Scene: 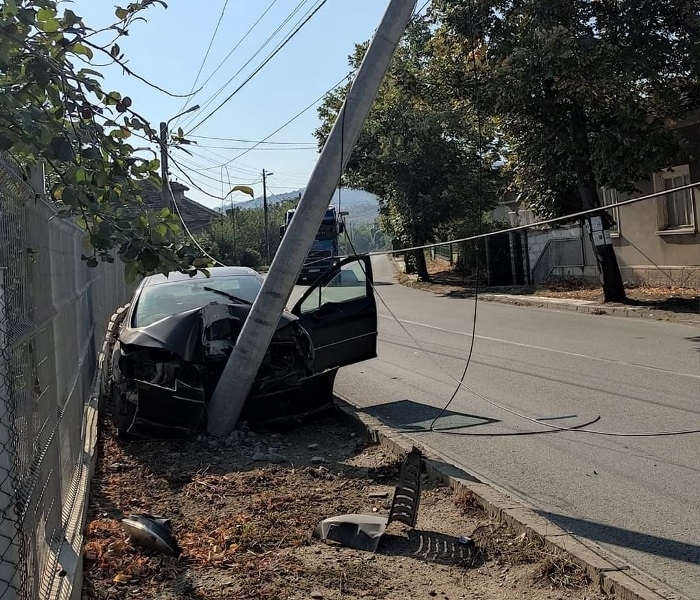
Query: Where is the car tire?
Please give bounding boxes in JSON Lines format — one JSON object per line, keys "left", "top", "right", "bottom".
{"left": 111, "top": 384, "right": 136, "bottom": 441}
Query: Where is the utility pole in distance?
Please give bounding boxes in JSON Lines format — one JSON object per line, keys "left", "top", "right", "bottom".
{"left": 262, "top": 169, "right": 273, "bottom": 265}
{"left": 207, "top": 0, "right": 417, "bottom": 437}
{"left": 159, "top": 105, "right": 199, "bottom": 212}
{"left": 159, "top": 121, "right": 170, "bottom": 211}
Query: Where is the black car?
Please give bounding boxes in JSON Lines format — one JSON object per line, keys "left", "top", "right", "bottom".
{"left": 110, "top": 256, "right": 377, "bottom": 438}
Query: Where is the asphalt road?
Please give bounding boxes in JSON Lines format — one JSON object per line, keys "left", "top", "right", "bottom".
{"left": 328, "top": 256, "right": 700, "bottom": 598}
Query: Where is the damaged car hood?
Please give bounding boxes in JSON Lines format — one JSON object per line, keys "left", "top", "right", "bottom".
{"left": 120, "top": 303, "right": 298, "bottom": 361}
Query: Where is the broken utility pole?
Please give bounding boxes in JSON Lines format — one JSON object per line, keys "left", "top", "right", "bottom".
{"left": 207, "top": 0, "right": 418, "bottom": 437}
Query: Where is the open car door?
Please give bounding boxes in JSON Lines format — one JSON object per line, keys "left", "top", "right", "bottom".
{"left": 291, "top": 256, "right": 377, "bottom": 372}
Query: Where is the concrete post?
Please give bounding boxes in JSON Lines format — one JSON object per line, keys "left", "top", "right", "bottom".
{"left": 207, "top": 0, "right": 417, "bottom": 436}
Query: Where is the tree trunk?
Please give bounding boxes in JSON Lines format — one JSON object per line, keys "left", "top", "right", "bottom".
{"left": 571, "top": 109, "right": 626, "bottom": 303}
{"left": 414, "top": 248, "right": 430, "bottom": 281}
{"left": 578, "top": 180, "right": 626, "bottom": 302}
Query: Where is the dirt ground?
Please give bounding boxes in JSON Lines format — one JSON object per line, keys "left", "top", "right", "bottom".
{"left": 397, "top": 258, "right": 699, "bottom": 319}
{"left": 83, "top": 413, "right": 606, "bottom": 600}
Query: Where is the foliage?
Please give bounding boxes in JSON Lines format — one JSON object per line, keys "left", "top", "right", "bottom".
{"left": 431, "top": 0, "right": 700, "bottom": 217}
{"left": 315, "top": 21, "right": 502, "bottom": 281}
{"left": 338, "top": 220, "right": 390, "bottom": 255}
{"left": 197, "top": 200, "right": 298, "bottom": 267}
{"left": 0, "top": 0, "right": 205, "bottom": 281}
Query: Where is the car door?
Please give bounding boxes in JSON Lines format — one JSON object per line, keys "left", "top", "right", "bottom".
{"left": 291, "top": 256, "right": 377, "bottom": 372}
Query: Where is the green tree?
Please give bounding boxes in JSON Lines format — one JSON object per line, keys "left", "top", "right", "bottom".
{"left": 432, "top": 0, "right": 700, "bottom": 301}
{"left": 338, "top": 219, "right": 390, "bottom": 255}
{"left": 0, "top": 0, "right": 205, "bottom": 280}
{"left": 316, "top": 21, "right": 499, "bottom": 281}
{"left": 197, "top": 200, "right": 298, "bottom": 267}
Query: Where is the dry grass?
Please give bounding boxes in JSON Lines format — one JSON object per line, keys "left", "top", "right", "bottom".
{"left": 82, "top": 414, "right": 604, "bottom": 600}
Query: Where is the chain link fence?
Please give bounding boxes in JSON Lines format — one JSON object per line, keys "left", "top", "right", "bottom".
{"left": 0, "top": 154, "right": 132, "bottom": 600}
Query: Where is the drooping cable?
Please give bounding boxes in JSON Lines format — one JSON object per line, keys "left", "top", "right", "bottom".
{"left": 165, "top": 177, "right": 227, "bottom": 267}
{"left": 173, "top": 0, "right": 231, "bottom": 127}
{"left": 178, "top": 0, "right": 285, "bottom": 130}
{"left": 186, "top": 0, "right": 332, "bottom": 134}
{"left": 429, "top": 0, "right": 481, "bottom": 431}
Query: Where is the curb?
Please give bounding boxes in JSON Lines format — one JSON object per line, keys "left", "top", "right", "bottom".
{"left": 478, "top": 294, "right": 699, "bottom": 325}
{"left": 334, "top": 395, "right": 689, "bottom": 600}
{"left": 67, "top": 305, "right": 129, "bottom": 600}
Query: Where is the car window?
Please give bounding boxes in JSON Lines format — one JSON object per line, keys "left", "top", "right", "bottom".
{"left": 133, "top": 275, "right": 261, "bottom": 327}
{"left": 299, "top": 260, "right": 368, "bottom": 314}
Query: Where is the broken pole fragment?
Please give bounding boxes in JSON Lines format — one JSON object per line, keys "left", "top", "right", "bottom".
{"left": 206, "top": 0, "right": 418, "bottom": 437}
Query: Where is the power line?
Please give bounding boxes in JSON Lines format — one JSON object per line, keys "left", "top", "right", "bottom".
{"left": 429, "top": 0, "right": 481, "bottom": 432}
{"left": 194, "top": 144, "right": 317, "bottom": 151}
{"left": 174, "top": 0, "right": 231, "bottom": 127}
{"left": 166, "top": 176, "right": 227, "bottom": 267}
{"left": 182, "top": 0, "right": 315, "bottom": 131}
{"left": 185, "top": 147, "right": 261, "bottom": 176}
{"left": 217, "top": 74, "right": 351, "bottom": 167}
{"left": 187, "top": 0, "right": 332, "bottom": 133}
{"left": 188, "top": 135, "right": 318, "bottom": 145}
{"left": 363, "top": 181, "right": 700, "bottom": 258}
{"left": 178, "top": 0, "right": 286, "bottom": 129}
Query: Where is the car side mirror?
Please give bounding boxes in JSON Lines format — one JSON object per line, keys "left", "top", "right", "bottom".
{"left": 338, "top": 222, "right": 345, "bottom": 234}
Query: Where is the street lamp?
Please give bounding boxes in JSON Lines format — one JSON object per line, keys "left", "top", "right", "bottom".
{"left": 160, "top": 105, "right": 199, "bottom": 210}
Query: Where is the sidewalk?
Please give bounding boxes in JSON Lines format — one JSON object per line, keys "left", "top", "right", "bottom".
{"left": 394, "top": 259, "right": 699, "bottom": 325}
{"left": 479, "top": 292, "right": 700, "bottom": 325}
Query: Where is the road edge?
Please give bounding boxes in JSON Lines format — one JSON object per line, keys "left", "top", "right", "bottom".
{"left": 478, "top": 294, "right": 700, "bottom": 325}
{"left": 66, "top": 305, "right": 128, "bottom": 600}
{"left": 334, "top": 395, "right": 689, "bottom": 600}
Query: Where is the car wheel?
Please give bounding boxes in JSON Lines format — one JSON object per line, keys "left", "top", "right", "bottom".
{"left": 111, "top": 384, "right": 136, "bottom": 441}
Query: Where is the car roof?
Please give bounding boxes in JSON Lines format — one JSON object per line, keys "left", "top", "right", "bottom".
{"left": 142, "top": 266, "right": 260, "bottom": 287}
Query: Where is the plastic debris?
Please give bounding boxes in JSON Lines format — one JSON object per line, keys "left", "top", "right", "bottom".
{"left": 121, "top": 514, "right": 181, "bottom": 556}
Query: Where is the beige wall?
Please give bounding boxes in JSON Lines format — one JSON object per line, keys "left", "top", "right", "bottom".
{"left": 610, "top": 123, "right": 700, "bottom": 287}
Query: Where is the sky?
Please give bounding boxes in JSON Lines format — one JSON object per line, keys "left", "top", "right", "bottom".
{"left": 70, "top": 0, "right": 403, "bottom": 209}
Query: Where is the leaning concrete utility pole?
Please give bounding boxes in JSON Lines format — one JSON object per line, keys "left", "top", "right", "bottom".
{"left": 207, "top": 0, "right": 417, "bottom": 436}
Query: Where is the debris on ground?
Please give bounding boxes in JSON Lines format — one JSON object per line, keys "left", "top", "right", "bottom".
{"left": 83, "top": 413, "right": 606, "bottom": 600}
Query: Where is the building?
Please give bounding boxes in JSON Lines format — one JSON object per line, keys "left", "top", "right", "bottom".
{"left": 601, "top": 110, "right": 700, "bottom": 287}
{"left": 141, "top": 181, "right": 220, "bottom": 234}
{"left": 489, "top": 112, "right": 700, "bottom": 287}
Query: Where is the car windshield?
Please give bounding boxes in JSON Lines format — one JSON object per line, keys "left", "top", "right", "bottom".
{"left": 133, "top": 275, "right": 262, "bottom": 327}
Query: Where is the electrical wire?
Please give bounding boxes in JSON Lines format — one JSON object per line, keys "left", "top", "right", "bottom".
{"left": 359, "top": 180, "right": 700, "bottom": 259}
{"left": 322, "top": 0, "right": 698, "bottom": 438}
{"left": 428, "top": 0, "right": 481, "bottom": 431}
{"left": 218, "top": 74, "right": 351, "bottom": 167}
{"left": 165, "top": 177, "right": 228, "bottom": 267}
{"left": 193, "top": 144, "right": 317, "bottom": 151}
{"left": 178, "top": 0, "right": 285, "bottom": 130}
{"left": 174, "top": 0, "right": 231, "bottom": 126}
{"left": 186, "top": 0, "right": 332, "bottom": 133}
{"left": 366, "top": 265, "right": 700, "bottom": 437}
{"left": 188, "top": 135, "right": 317, "bottom": 145}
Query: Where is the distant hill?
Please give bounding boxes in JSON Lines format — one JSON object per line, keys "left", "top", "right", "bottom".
{"left": 221, "top": 187, "right": 380, "bottom": 225}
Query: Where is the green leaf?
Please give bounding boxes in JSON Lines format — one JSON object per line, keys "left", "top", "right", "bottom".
{"left": 36, "top": 8, "right": 57, "bottom": 22}
{"left": 72, "top": 43, "right": 93, "bottom": 60}
{"left": 94, "top": 171, "right": 108, "bottom": 187}
{"left": 3, "top": 0, "right": 18, "bottom": 17}
{"left": 115, "top": 7, "right": 128, "bottom": 20}
{"left": 49, "top": 136, "right": 73, "bottom": 161}
{"left": 124, "top": 260, "right": 141, "bottom": 283}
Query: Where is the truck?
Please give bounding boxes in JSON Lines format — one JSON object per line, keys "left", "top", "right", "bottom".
{"left": 280, "top": 205, "right": 346, "bottom": 283}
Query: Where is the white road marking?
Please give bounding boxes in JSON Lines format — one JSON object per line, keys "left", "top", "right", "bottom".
{"left": 378, "top": 314, "right": 700, "bottom": 379}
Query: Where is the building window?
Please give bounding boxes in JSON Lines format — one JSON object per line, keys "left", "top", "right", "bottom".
{"left": 655, "top": 165, "right": 695, "bottom": 231}
{"left": 600, "top": 187, "right": 620, "bottom": 235}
